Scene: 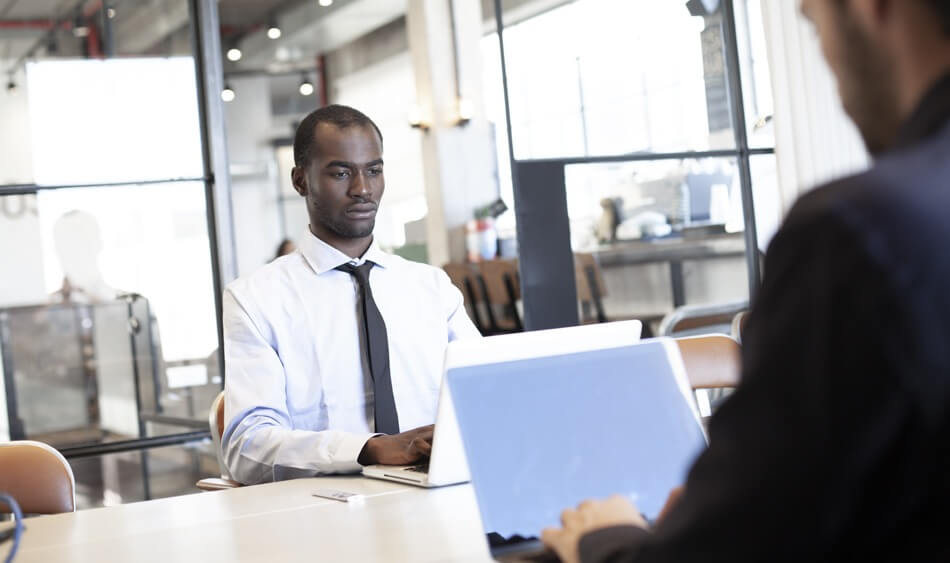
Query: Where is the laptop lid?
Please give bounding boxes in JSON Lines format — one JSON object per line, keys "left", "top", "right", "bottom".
{"left": 423, "top": 377, "right": 470, "bottom": 486}
{"left": 429, "top": 321, "right": 643, "bottom": 488}
{"left": 446, "top": 336, "right": 705, "bottom": 548}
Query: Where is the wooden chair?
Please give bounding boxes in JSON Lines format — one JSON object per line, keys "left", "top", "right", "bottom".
{"left": 476, "top": 259, "right": 523, "bottom": 333}
{"left": 574, "top": 253, "right": 609, "bottom": 324}
{"left": 442, "top": 262, "right": 488, "bottom": 334}
{"left": 731, "top": 311, "right": 748, "bottom": 344}
{"left": 0, "top": 440, "right": 76, "bottom": 515}
{"left": 574, "top": 253, "right": 660, "bottom": 336}
{"left": 675, "top": 334, "right": 742, "bottom": 419}
{"left": 675, "top": 334, "right": 742, "bottom": 390}
{"left": 195, "top": 391, "right": 242, "bottom": 491}
{"left": 658, "top": 301, "right": 749, "bottom": 336}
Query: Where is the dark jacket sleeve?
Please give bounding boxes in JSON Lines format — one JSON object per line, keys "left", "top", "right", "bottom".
{"left": 578, "top": 195, "right": 912, "bottom": 563}
{"left": 579, "top": 526, "right": 651, "bottom": 563}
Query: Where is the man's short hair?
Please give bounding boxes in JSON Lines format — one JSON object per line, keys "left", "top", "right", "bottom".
{"left": 293, "top": 104, "right": 384, "bottom": 168}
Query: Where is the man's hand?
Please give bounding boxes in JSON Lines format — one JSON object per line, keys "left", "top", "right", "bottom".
{"left": 541, "top": 495, "right": 648, "bottom": 563}
{"left": 357, "top": 424, "right": 434, "bottom": 466}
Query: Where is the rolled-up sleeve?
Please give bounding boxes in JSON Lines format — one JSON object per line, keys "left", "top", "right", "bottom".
{"left": 221, "top": 287, "right": 376, "bottom": 485}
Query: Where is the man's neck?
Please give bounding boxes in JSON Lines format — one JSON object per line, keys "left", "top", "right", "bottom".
{"left": 309, "top": 226, "right": 373, "bottom": 259}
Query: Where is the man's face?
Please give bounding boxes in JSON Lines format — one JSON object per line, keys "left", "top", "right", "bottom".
{"left": 801, "top": 0, "right": 902, "bottom": 154}
{"left": 292, "top": 123, "right": 384, "bottom": 246}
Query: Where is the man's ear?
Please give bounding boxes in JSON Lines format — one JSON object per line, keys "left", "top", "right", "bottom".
{"left": 291, "top": 166, "right": 308, "bottom": 197}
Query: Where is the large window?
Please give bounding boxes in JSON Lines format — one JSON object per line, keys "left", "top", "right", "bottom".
{"left": 484, "top": 0, "right": 776, "bottom": 332}
{"left": 0, "top": 0, "right": 227, "bottom": 509}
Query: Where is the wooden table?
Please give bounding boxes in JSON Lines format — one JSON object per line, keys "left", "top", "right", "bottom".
{"left": 11, "top": 477, "right": 494, "bottom": 562}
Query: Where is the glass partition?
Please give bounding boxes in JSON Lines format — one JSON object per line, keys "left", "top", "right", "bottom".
{"left": 564, "top": 158, "right": 749, "bottom": 329}
{"left": 0, "top": 0, "right": 226, "bottom": 497}
{"left": 0, "top": 182, "right": 219, "bottom": 448}
{"left": 488, "top": 0, "right": 772, "bottom": 334}
{"left": 489, "top": 0, "right": 738, "bottom": 161}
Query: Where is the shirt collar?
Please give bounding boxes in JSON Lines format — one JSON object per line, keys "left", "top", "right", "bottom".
{"left": 893, "top": 71, "right": 950, "bottom": 151}
{"left": 299, "top": 231, "right": 392, "bottom": 275}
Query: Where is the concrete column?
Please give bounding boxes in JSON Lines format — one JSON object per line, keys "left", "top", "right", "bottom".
{"left": 407, "top": 0, "right": 499, "bottom": 266}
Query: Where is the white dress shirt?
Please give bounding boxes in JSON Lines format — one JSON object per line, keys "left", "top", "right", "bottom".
{"left": 222, "top": 233, "right": 480, "bottom": 484}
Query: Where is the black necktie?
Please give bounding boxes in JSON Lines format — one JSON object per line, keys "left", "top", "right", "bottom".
{"left": 335, "top": 261, "right": 400, "bottom": 434}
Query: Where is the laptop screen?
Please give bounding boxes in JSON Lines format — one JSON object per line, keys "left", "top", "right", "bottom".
{"left": 447, "top": 339, "right": 706, "bottom": 543}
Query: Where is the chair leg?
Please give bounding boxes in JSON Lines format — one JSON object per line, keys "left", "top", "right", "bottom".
{"left": 462, "top": 278, "right": 487, "bottom": 334}
{"left": 476, "top": 273, "right": 503, "bottom": 334}
{"left": 585, "top": 266, "right": 608, "bottom": 324}
{"left": 502, "top": 273, "right": 523, "bottom": 332}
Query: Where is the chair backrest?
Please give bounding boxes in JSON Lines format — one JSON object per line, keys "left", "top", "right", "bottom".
{"left": 675, "top": 334, "right": 742, "bottom": 390}
{"left": 0, "top": 440, "right": 76, "bottom": 514}
{"left": 658, "top": 301, "right": 749, "bottom": 336}
{"left": 731, "top": 311, "right": 748, "bottom": 344}
{"left": 442, "top": 262, "right": 485, "bottom": 330}
{"left": 476, "top": 259, "right": 521, "bottom": 305}
{"left": 573, "top": 253, "right": 608, "bottom": 301}
{"left": 209, "top": 390, "right": 228, "bottom": 479}
{"left": 442, "top": 263, "right": 477, "bottom": 299}
{"left": 574, "top": 253, "right": 610, "bottom": 323}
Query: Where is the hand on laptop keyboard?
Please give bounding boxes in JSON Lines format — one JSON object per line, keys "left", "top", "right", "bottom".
{"left": 357, "top": 424, "right": 434, "bottom": 466}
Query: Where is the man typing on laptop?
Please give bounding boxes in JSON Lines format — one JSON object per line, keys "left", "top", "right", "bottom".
{"left": 221, "top": 105, "right": 480, "bottom": 485}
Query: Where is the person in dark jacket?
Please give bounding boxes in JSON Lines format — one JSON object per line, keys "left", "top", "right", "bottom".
{"left": 542, "top": 1, "right": 950, "bottom": 562}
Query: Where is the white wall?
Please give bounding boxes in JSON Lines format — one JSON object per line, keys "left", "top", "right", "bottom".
{"left": 0, "top": 64, "right": 34, "bottom": 185}
{"left": 0, "top": 195, "right": 47, "bottom": 306}
{"left": 760, "top": 1, "right": 869, "bottom": 215}
{"left": 223, "top": 76, "right": 285, "bottom": 275}
{"left": 0, "top": 63, "right": 47, "bottom": 307}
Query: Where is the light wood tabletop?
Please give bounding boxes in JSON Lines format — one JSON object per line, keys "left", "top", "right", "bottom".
{"left": 10, "top": 476, "right": 495, "bottom": 562}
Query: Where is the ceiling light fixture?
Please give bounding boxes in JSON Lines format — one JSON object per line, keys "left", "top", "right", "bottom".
{"left": 319, "top": 0, "right": 333, "bottom": 7}
{"left": 221, "top": 84, "right": 236, "bottom": 102}
{"left": 299, "top": 76, "right": 314, "bottom": 96}
{"left": 226, "top": 48, "right": 243, "bottom": 62}
{"left": 267, "top": 23, "right": 282, "bottom": 39}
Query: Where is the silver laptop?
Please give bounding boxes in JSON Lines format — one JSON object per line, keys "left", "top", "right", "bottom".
{"left": 361, "top": 367, "right": 471, "bottom": 488}
{"left": 362, "top": 320, "right": 643, "bottom": 488}
{"left": 446, "top": 334, "right": 705, "bottom": 560}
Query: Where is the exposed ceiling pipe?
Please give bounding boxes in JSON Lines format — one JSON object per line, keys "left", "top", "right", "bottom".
{"left": 0, "top": 20, "right": 61, "bottom": 29}
{"left": 3, "top": 0, "right": 87, "bottom": 76}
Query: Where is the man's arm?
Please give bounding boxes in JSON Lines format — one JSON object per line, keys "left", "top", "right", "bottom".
{"left": 548, "top": 200, "right": 912, "bottom": 562}
{"left": 221, "top": 288, "right": 378, "bottom": 484}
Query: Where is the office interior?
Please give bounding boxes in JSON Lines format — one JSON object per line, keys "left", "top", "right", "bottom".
{"left": 0, "top": 0, "right": 868, "bottom": 517}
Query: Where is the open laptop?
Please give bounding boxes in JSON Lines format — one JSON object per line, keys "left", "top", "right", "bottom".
{"left": 361, "top": 320, "right": 643, "bottom": 488}
{"left": 361, "top": 377, "right": 471, "bottom": 488}
{"left": 445, "top": 335, "right": 706, "bottom": 560}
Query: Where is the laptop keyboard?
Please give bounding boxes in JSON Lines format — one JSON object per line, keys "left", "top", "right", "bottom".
{"left": 405, "top": 463, "right": 429, "bottom": 474}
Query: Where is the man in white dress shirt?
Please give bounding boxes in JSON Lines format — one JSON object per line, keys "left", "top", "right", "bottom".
{"left": 222, "top": 104, "right": 481, "bottom": 485}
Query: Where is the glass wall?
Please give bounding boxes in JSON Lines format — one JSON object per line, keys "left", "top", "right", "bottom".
{"left": 564, "top": 158, "right": 748, "bottom": 322}
{"left": 0, "top": 0, "right": 223, "bottom": 505}
{"left": 485, "top": 0, "right": 775, "bottom": 334}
